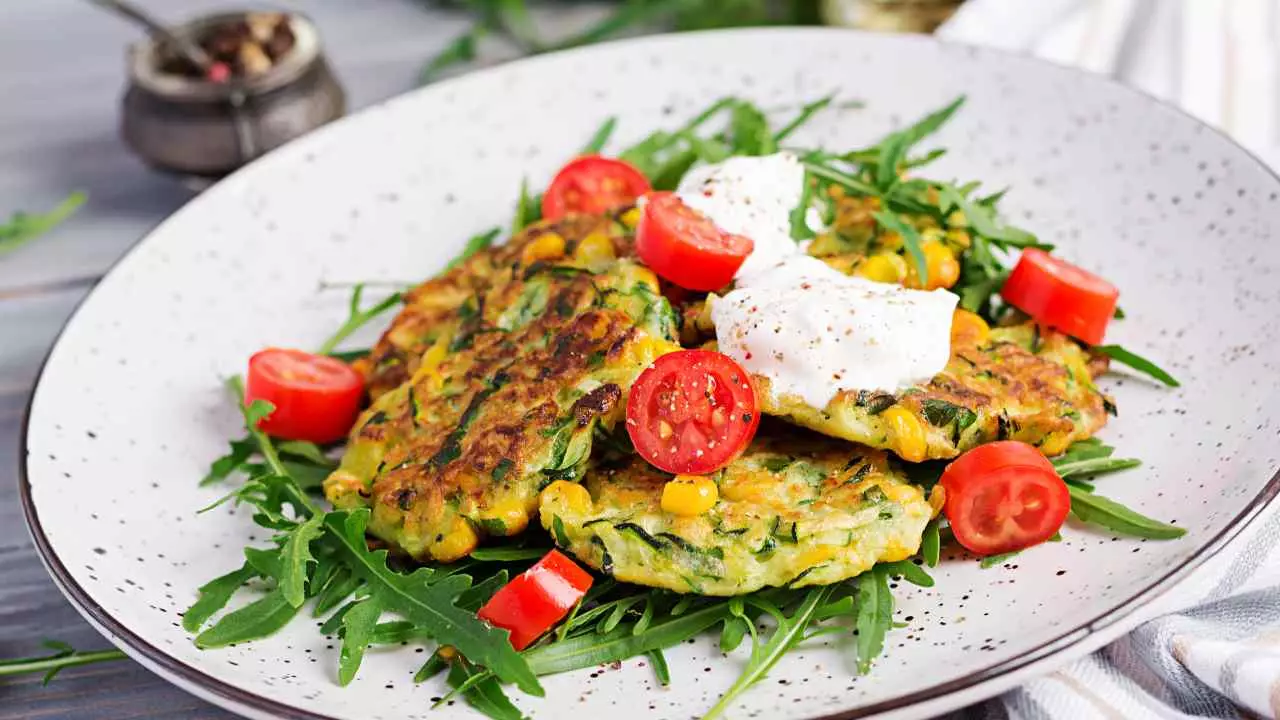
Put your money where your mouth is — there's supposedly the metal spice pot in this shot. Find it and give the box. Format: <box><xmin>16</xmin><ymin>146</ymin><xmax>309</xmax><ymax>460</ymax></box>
<box><xmin>121</xmin><ymin>11</ymin><xmax>345</xmax><ymax>181</ymax></box>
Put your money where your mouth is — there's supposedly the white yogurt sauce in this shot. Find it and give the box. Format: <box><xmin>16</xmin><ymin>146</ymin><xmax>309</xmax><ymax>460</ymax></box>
<box><xmin>710</xmin><ymin>256</ymin><xmax>957</xmax><ymax>409</ymax></box>
<box><xmin>675</xmin><ymin>152</ymin><xmax>805</xmax><ymax>280</ymax></box>
<box><xmin>675</xmin><ymin>152</ymin><xmax>957</xmax><ymax>407</ymax></box>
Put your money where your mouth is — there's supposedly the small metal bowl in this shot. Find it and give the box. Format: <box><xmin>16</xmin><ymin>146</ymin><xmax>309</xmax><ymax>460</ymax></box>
<box><xmin>121</xmin><ymin>11</ymin><xmax>345</xmax><ymax>182</ymax></box>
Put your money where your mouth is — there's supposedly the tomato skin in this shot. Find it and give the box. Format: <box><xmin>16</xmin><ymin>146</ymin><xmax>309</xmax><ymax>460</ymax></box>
<box><xmin>635</xmin><ymin>192</ymin><xmax>754</xmax><ymax>292</ymax></box>
<box><xmin>477</xmin><ymin>550</ymin><xmax>593</xmax><ymax>650</ymax></box>
<box><xmin>626</xmin><ymin>350</ymin><xmax>759</xmax><ymax>475</ymax></box>
<box><xmin>1000</xmin><ymin>249</ymin><xmax>1119</xmax><ymax>345</ymax></box>
<box><xmin>940</xmin><ymin>441</ymin><xmax>1069</xmax><ymax>556</ymax></box>
<box><xmin>542</xmin><ymin>156</ymin><xmax>651</xmax><ymax>220</ymax></box>
<box><xmin>245</xmin><ymin>348</ymin><xmax>364</xmax><ymax>444</ymax></box>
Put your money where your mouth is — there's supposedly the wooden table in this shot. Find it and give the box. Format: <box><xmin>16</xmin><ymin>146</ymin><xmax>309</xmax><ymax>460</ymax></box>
<box><xmin>0</xmin><ymin>2</ymin><xmax>609</xmax><ymax>717</ymax></box>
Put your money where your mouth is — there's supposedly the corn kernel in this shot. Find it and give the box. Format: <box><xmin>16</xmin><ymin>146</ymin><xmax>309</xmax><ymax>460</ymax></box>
<box><xmin>542</xmin><ymin>480</ymin><xmax>593</xmax><ymax>514</ymax></box>
<box><xmin>798</xmin><ymin>546</ymin><xmax>837</xmax><ymax>567</ymax></box>
<box><xmin>879</xmin><ymin>482</ymin><xmax>923</xmax><ymax>505</ymax></box>
<box><xmin>1039</xmin><ymin>433</ymin><xmax>1071</xmax><ymax>457</ymax></box>
<box><xmin>619</xmin><ymin>207</ymin><xmax>641</xmax><ymax>228</ymax></box>
<box><xmin>857</xmin><ymin>253</ymin><xmax>908</xmax><ymax>284</ymax></box>
<box><xmin>883</xmin><ymin>406</ymin><xmax>928</xmax><ymax>463</ymax></box>
<box><xmin>521</xmin><ymin>232</ymin><xmax>566</xmax><ymax>264</ymax></box>
<box><xmin>928</xmin><ymin>485</ymin><xmax>947</xmax><ymax>518</ymax></box>
<box><xmin>323</xmin><ymin>470</ymin><xmax>364</xmax><ymax>505</ymax></box>
<box><xmin>410</xmin><ymin>335</ymin><xmax>450</xmax><ymax>393</ymax></box>
<box><xmin>573</xmin><ymin>231</ymin><xmax>616</xmax><ymax>266</ymax></box>
<box><xmin>909</xmin><ymin>240</ymin><xmax>960</xmax><ymax>290</ymax></box>
<box><xmin>661</xmin><ymin>474</ymin><xmax>719</xmax><ymax>516</ymax></box>
<box><xmin>431</xmin><ymin>517</ymin><xmax>478</xmax><ymax>562</ymax></box>
<box><xmin>878</xmin><ymin>231</ymin><xmax>904</xmax><ymax>251</ymax></box>
<box><xmin>950</xmin><ymin>309</ymin><xmax>991</xmax><ymax>347</ymax></box>
<box><xmin>480</xmin><ymin>498</ymin><xmax>530</xmax><ymax>536</ymax></box>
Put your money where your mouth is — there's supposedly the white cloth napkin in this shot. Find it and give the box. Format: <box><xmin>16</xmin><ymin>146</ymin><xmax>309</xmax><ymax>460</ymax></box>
<box><xmin>936</xmin><ymin>2</ymin><xmax>1280</xmax><ymax>718</ymax></box>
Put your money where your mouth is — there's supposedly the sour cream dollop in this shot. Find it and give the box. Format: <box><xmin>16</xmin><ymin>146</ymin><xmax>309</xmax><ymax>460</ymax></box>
<box><xmin>675</xmin><ymin>152</ymin><xmax>805</xmax><ymax>280</ymax></box>
<box><xmin>710</xmin><ymin>257</ymin><xmax>958</xmax><ymax>409</ymax></box>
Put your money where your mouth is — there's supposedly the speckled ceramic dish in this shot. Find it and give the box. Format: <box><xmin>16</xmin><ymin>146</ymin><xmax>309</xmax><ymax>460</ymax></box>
<box><xmin>20</xmin><ymin>28</ymin><xmax>1280</xmax><ymax>720</ymax></box>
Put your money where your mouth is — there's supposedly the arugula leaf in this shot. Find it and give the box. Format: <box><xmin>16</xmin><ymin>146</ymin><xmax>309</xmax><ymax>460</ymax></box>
<box><xmin>801</xmin><ymin>159</ymin><xmax>880</xmax><ymax>196</ymax></box>
<box><xmin>979</xmin><ymin>550</ymin><xmax>1021</xmax><ymax>568</ymax></box>
<box><xmin>872</xmin><ymin>210</ymin><xmax>927</xmax><ymax>285</ymax></box>
<box><xmin>275</xmin><ymin>441</ymin><xmax>333</xmax><ymax>467</ymax></box>
<box><xmin>646</xmin><ymin>649</ymin><xmax>671</xmax><ymax>686</ymax></box>
<box><xmin>879</xmin><ymin>560</ymin><xmax>934</xmax><ymax>588</ymax></box>
<box><xmin>323</xmin><ymin>509</ymin><xmax>542</xmax><ymax>695</ymax></box>
<box><xmin>448</xmin><ymin>657</ymin><xmax>525</xmax><ymax>720</ymax></box>
<box><xmin>959</xmin><ymin>268</ymin><xmax>1009</xmax><ymax>313</ymax></box>
<box><xmin>279</xmin><ymin>515</ymin><xmax>324</xmax><ymax>607</ymax></box>
<box><xmin>789</xmin><ymin>173</ymin><xmax>816</xmax><ymax>242</ymax></box>
<box><xmin>316</xmin><ymin>285</ymin><xmax>404</xmax><ymax>357</ymax></box>
<box><xmin>512</xmin><ymin>179</ymin><xmax>542</xmax><ymax>233</ymax></box>
<box><xmin>703</xmin><ymin>588</ymin><xmax>832</xmax><ymax>720</ymax></box>
<box><xmin>524</xmin><ymin>603</ymin><xmax>728</xmax><ymax>675</ymax></box>
<box><xmin>182</xmin><ymin>564</ymin><xmax>257</xmax><ymax>632</ymax></box>
<box><xmin>774</xmin><ymin>95</ymin><xmax>834</xmax><ymax>143</ymax></box>
<box><xmin>0</xmin><ymin>644</ymin><xmax>126</xmax><ymax>682</ymax></box>
<box><xmin>338</xmin><ymin>598</ymin><xmax>383</xmax><ymax>686</ymax></box>
<box><xmin>195</xmin><ymin>587</ymin><xmax>298</xmax><ymax>648</ymax></box>
<box><xmin>0</xmin><ymin>191</ymin><xmax>86</xmax><ymax>256</ymax></box>
<box><xmin>447</xmin><ymin>227</ymin><xmax>503</xmax><ymax>271</ymax></box>
<box><xmin>1094</xmin><ymin>345</ymin><xmax>1180</xmax><ymax>387</ymax></box>
<box><xmin>1054</xmin><ymin>457</ymin><xmax>1140</xmax><ymax>479</ymax></box>
<box><xmin>938</xmin><ymin>184</ymin><xmax>1048</xmax><ymax>250</ymax></box>
<box><xmin>202</xmin><ymin>437</ymin><xmax>256</xmax><ymax>486</ymax></box>
<box><xmin>727</xmin><ymin>101</ymin><xmax>776</xmax><ymax>156</ymax></box>
<box><xmin>1068</xmin><ymin>486</ymin><xmax>1187</xmax><ymax>539</ymax></box>
<box><xmin>854</xmin><ymin>567</ymin><xmax>892</xmax><ymax>674</ymax></box>
<box><xmin>468</xmin><ymin>547</ymin><xmax>549</xmax><ymax>562</ymax></box>
<box><xmin>581</xmin><ymin>117</ymin><xmax>618</xmax><ymax>155</ymax></box>
<box><xmin>921</xmin><ymin>520</ymin><xmax>941</xmax><ymax>567</ymax></box>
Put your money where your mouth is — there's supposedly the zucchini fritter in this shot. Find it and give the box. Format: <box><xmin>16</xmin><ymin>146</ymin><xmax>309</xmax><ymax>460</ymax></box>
<box><xmin>759</xmin><ymin>322</ymin><xmax>1111</xmax><ymax>461</ymax></box>
<box><xmin>353</xmin><ymin>213</ymin><xmax>636</xmax><ymax>400</ymax></box>
<box><xmin>540</xmin><ymin>426</ymin><xmax>934</xmax><ymax>595</ymax></box>
<box><xmin>325</xmin><ymin>223</ymin><xmax>677</xmax><ymax>562</ymax></box>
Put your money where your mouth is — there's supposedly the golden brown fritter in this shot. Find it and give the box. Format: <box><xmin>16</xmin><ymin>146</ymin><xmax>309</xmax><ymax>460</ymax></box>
<box><xmin>540</xmin><ymin>424</ymin><xmax>934</xmax><ymax>595</ymax></box>
<box><xmin>326</xmin><ymin>237</ymin><xmax>678</xmax><ymax>562</ymax></box>
<box><xmin>353</xmin><ymin>212</ymin><xmax>637</xmax><ymax>400</ymax></box>
<box><xmin>760</xmin><ymin>322</ymin><xmax>1112</xmax><ymax>461</ymax></box>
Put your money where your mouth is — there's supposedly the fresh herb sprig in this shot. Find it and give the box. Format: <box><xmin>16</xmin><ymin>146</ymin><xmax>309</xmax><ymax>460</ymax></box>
<box><xmin>0</xmin><ymin>192</ymin><xmax>86</xmax><ymax>257</ymax></box>
<box><xmin>0</xmin><ymin>641</ymin><xmax>127</xmax><ymax>683</ymax></box>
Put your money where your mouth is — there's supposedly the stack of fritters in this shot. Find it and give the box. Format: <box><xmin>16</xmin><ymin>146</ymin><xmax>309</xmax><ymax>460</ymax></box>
<box><xmin>324</xmin><ymin>211</ymin><xmax>1114</xmax><ymax>590</ymax></box>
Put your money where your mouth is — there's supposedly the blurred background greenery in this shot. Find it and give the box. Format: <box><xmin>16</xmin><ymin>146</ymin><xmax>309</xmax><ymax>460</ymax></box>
<box><xmin>421</xmin><ymin>0</ymin><xmax>964</xmax><ymax>81</ymax></box>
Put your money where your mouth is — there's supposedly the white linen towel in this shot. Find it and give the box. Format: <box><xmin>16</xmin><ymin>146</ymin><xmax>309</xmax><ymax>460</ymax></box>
<box><xmin>936</xmin><ymin>2</ymin><xmax>1280</xmax><ymax>718</ymax></box>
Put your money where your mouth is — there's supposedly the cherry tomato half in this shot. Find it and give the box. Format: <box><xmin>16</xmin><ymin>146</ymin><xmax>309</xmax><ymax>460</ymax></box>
<box><xmin>626</xmin><ymin>350</ymin><xmax>759</xmax><ymax>475</ymax></box>
<box><xmin>635</xmin><ymin>192</ymin><xmax>754</xmax><ymax>292</ymax></box>
<box><xmin>245</xmin><ymin>348</ymin><xmax>364</xmax><ymax>444</ymax></box>
<box><xmin>940</xmin><ymin>441</ymin><xmax>1070</xmax><ymax>556</ymax></box>
<box><xmin>1000</xmin><ymin>249</ymin><xmax>1119</xmax><ymax>345</ymax></box>
<box><xmin>541</xmin><ymin>155</ymin><xmax>651</xmax><ymax>220</ymax></box>
<box><xmin>477</xmin><ymin>550</ymin><xmax>593</xmax><ymax>650</ymax></box>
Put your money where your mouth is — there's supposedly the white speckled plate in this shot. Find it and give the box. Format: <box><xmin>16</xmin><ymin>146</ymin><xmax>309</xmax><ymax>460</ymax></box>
<box><xmin>21</xmin><ymin>27</ymin><xmax>1280</xmax><ymax>720</ymax></box>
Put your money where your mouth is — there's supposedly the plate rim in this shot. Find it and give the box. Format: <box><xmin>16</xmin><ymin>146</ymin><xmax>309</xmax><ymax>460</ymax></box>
<box><xmin>18</xmin><ymin>25</ymin><xmax>1280</xmax><ymax>720</ymax></box>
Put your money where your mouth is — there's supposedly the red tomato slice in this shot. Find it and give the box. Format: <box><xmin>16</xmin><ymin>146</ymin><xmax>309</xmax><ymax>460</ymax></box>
<box><xmin>940</xmin><ymin>441</ymin><xmax>1070</xmax><ymax>556</ymax></box>
<box><xmin>626</xmin><ymin>350</ymin><xmax>759</xmax><ymax>475</ymax></box>
<box><xmin>1000</xmin><ymin>249</ymin><xmax>1119</xmax><ymax>345</ymax></box>
<box><xmin>245</xmin><ymin>348</ymin><xmax>364</xmax><ymax>444</ymax></box>
<box><xmin>541</xmin><ymin>155</ymin><xmax>651</xmax><ymax>220</ymax></box>
<box><xmin>477</xmin><ymin>550</ymin><xmax>593</xmax><ymax>650</ymax></box>
<box><xmin>635</xmin><ymin>192</ymin><xmax>754</xmax><ymax>292</ymax></box>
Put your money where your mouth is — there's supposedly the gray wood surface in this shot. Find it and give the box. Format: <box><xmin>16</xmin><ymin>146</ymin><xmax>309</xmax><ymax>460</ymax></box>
<box><xmin>0</xmin><ymin>2</ymin><xmax>603</xmax><ymax>717</ymax></box>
